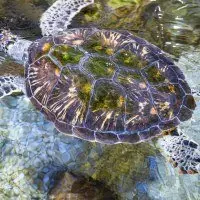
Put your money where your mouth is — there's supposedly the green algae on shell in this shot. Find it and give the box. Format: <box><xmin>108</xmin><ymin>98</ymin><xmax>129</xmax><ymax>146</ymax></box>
<box><xmin>84</xmin><ymin>57</ymin><xmax>116</xmax><ymax>78</ymax></box>
<box><xmin>115</xmin><ymin>49</ymin><xmax>147</xmax><ymax>69</ymax></box>
<box><xmin>156</xmin><ymin>84</ymin><xmax>176</xmax><ymax>94</ymax></box>
<box><xmin>61</xmin><ymin>67</ymin><xmax>71</xmax><ymax>77</ymax></box>
<box><xmin>90</xmin><ymin>82</ymin><xmax>124</xmax><ymax>112</ymax></box>
<box><xmin>145</xmin><ymin>66</ymin><xmax>166</xmax><ymax>84</ymax></box>
<box><xmin>82</xmin><ymin>34</ymin><xmax>114</xmax><ymax>55</ymax></box>
<box><xmin>35</xmin><ymin>42</ymin><xmax>54</xmax><ymax>60</ymax></box>
<box><xmin>73</xmin><ymin>73</ymin><xmax>92</xmax><ymax>106</ymax></box>
<box><xmin>116</xmin><ymin>70</ymin><xmax>143</xmax><ymax>86</ymax></box>
<box><xmin>52</xmin><ymin>44</ymin><xmax>84</xmax><ymax>66</ymax></box>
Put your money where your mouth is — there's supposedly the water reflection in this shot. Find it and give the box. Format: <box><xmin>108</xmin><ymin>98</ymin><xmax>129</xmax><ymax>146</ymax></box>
<box><xmin>72</xmin><ymin>0</ymin><xmax>200</xmax><ymax>57</ymax></box>
<box><xmin>1</xmin><ymin>0</ymin><xmax>200</xmax><ymax>57</ymax></box>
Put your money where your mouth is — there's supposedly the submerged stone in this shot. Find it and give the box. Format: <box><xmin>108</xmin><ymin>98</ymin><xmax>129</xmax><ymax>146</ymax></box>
<box><xmin>49</xmin><ymin>172</ymin><xmax>117</xmax><ymax>200</ymax></box>
<box><xmin>85</xmin><ymin>143</ymin><xmax>156</xmax><ymax>197</ymax></box>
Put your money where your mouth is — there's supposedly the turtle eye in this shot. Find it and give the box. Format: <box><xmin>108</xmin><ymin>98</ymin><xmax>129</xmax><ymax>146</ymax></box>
<box><xmin>144</xmin><ymin>47</ymin><xmax>150</xmax><ymax>52</ymax></box>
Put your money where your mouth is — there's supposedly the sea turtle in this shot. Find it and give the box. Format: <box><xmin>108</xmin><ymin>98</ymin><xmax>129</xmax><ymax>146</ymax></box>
<box><xmin>0</xmin><ymin>0</ymin><xmax>199</xmax><ymax>174</ymax></box>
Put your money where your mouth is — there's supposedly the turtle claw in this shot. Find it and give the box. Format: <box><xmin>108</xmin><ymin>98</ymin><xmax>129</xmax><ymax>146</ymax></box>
<box><xmin>178</xmin><ymin>168</ymin><xmax>197</xmax><ymax>175</ymax></box>
<box><xmin>187</xmin><ymin>169</ymin><xmax>197</xmax><ymax>174</ymax></box>
<box><xmin>168</xmin><ymin>158</ymin><xmax>178</xmax><ymax>167</ymax></box>
<box><xmin>168</xmin><ymin>158</ymin><xmax>173</xmax><ymax>163</ymax></box>
<box><xmin>172</xmin><ymin>161</ymin><xmax>178</xmax><ymax>168</ymax></box>
<box><xmin>178</xmin><ymin>168</ymin><xmax>187</xmax><ymax>174</ymax></box>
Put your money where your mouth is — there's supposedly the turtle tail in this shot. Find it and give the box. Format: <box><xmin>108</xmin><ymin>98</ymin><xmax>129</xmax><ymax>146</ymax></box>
<box><xmin>160</xmin><ymin>129</ymin><xmax>200</xmax><ymax>174</ymax></box>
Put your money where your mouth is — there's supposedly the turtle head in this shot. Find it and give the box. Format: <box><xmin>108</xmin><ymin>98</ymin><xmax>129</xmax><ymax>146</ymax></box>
<box><xmin>0</xmin><ymin>29</ymin><xmax>18</xmax><ymax>53</ymax></box>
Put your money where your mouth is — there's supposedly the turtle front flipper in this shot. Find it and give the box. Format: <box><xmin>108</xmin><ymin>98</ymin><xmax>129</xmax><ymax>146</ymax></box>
<box><xmin>40</xmin><ymin>0</ymin><xmax>94</xmax><ymax>36</ymax></box>
<box><xmin>159</xmin><ymin>129</ymin><xmax>200</xmax><ymax>174</ymax></box>
<box><xmin>0</xmin><ymin>76</ymin><xmax>25</xmax><ymax>99</ymax></box>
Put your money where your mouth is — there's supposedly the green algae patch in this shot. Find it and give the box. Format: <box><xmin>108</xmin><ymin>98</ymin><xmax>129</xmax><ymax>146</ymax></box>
<box><xmin>145</xmin><ymin>66</ymin><xmax>165</xmax><ymax>84</ymax></box>
<box><xmin>108</xmin><ymin>0</ymin><xmax>141</xmax><ymax>9</ymax></box>
<box><xmin>85</xmin><ymin>57</ymin><xmax>115</xmax><ymax>78</ymax></box>
<box><xmin>83</xmin><ymin>34</ymin><xmax>114</xmax><ymax>55</ymax></box>
<box><xmin>42</xmin><ymin>43</ymin><xmax>53</xmax><ymax>53</ymax></box>
<box><xmin>86</xmin><ymin>143</ymin><xmax>156</xmax><ymax>194</ymax></box>
<box><xmin>156</xmin><ymin>84</ymin><xmax>176</xmax><ymax>94</ymax></box>
<box><xmin>81</xmin><ymin>3</ymin><xmax>101</xmax><ymax>23</ymax></box>
<box><xmin>52</xmin><ymin>45</ymin><xmax>84</xmax><ymax>66</ymax></box>
<box><xmin>73</xmin><ymin>73</ymin><xmax>92</xmax><ymax>105</ymax></box>
<box><xmin>61</xmin><ymin>67</ymin><xmax>71</xmax><ymax>77</ymax></box>
<box><xmin>117</xmin><ymin>70</ymin><xmax>143</xmax><ymax>86</ymax></box>
<box><xmin>35</xmin><ymin>42</ymin><xmax>54</xmax><ymax>60</ymax></box>
<box><xmin>116</xmin><ymin>50</ymin><xmax>147</xmax><ymax>69</ymax></box>
<box><xmin>91</xmin><ymin>83</ymin><xmax>124</xmax><ymax>112</ymax></box>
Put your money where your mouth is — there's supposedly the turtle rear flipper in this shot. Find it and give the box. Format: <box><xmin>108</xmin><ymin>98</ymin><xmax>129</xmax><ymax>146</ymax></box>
<box><xmin>160</xmin><ymin>129</ymin><xmax>200</xmax><ymax>174</ymax></box>
<box><xmin>0</xmin><ymin>76</ymin><xmax>25</xmax><ymax>99</ymax></box>
<box><xmin>40</xmin><ymin>0</ymin><xmax>94</xmax><ymax>36</ymax></box>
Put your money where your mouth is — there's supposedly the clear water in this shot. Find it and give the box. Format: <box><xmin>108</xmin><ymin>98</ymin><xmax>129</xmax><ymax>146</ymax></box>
<box><xmin>0</xmin><ymin>0</ymin><xmax>199</xmax><ymax>199</ymax></box>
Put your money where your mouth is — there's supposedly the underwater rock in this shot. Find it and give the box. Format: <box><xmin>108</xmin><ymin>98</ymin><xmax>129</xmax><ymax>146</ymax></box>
<box><xmin>49</xmin><ymin>172</ymin><xmax>117</xmax><ymax>200</ymax></box>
